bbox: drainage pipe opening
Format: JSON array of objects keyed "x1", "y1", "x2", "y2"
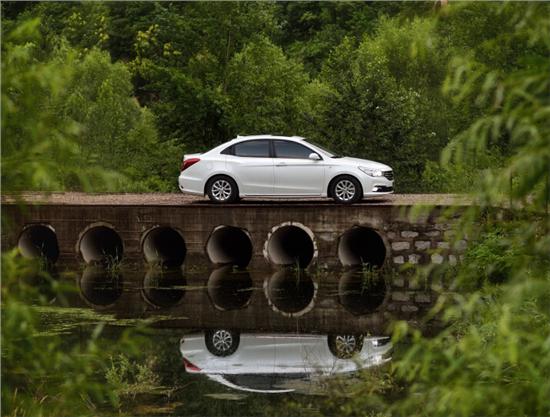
[
  {"x1": 18, "y1": 224, "x2": 59, "y2": 264},
  {"x1": 79, "y1": 225, "x2": 123, "y2": 265},
  {"x1": 266, "y1": 225, "x2": 315, "y2": 268},
  {"x1": 206, "y1": 226, "x2": 253, "y2": 268},
  {"x1": 208, "y1": 266, "x2": 253, "y2": 311},
  {"x1": 264, "y1": 269, "x2": 316, "y2": 316},
  {"x1": 338, "y1": 227, "x2": 386, "y2": 268},
  {"x1": 142, "y1": 227, "x2": 186, "y2": 268}
]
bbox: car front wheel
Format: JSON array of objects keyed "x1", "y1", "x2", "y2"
[
  {"x1": 206, "y1": 176, "x2": 239, "y2": 203},
  {"x1": 330, "y1": 176, "x2": 362, "y2": 204}
]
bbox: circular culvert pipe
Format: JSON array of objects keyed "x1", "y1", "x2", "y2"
[
  {"x1": 338, "y1": 269, "x2": 387, "y2": 315},
  {"x1": 206, "y1": 226, "x2": 253, "y2": 267},
  {"x1": 142, "y1": 226, "x2": 186, "y2": 268},
  {"x1": 18, "y1": 224, "x2": 59, "y2": 264},
  {"x1": 264, "y1": 269, "x2": 317, "y2": 317},
  {"x1": 79, "y1": 265, "x2": 123, "y2": 306},
  {"x1": 338, "y1": 227, "x2": 386, "y2": 268},
  {"x1": 79, "y1": 225, "x2": 123, "y2": 265},
  {"x1": 207, "y1": 266, "x2": 253, "y2": 311},
  {"x1": 265, "y1": 223, "x2": 316, "y2": 268},
  {"x1": 142, "y1": 268, "x2": 186, "y2": 308}
]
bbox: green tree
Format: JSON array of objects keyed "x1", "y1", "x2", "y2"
[
  {"x1": 61, "y1": 48, "x2": 176, "y2": 191},
  {"x1": 223, "y1": 36, "x2": 309, "y2": 135},
  {"x1": 309, "y1": 4, "x2": 550, "y2": 416},
  {"x1": 300, "y1": 20, "x2": 448, "y2": 191},
  {"x1": 1, "y1": 19, "x2": 115, "y2": 192},
  {"x1": 129, "y1": 2, "x2": 280, "y2": 151},
  {"x1": 1, "y1": 20, "x2": 143, "y2": 416}
]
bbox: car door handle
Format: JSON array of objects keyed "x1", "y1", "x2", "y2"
[{"x1": 276, "y1": 162, "x2": 287, "y2": 167}]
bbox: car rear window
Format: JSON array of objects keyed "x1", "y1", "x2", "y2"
[{"x1": 233, "y1": 140, "x2": 271, "y2": 158}]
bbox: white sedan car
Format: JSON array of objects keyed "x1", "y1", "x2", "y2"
[{"x1": 178, "y1": 135, "x2": 393, "y2": 203}]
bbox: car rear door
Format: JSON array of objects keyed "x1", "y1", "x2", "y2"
[
  {"x1": 273, "y1": 140, "x2": 325, "y2": 195},
  {"x1": 224, "y1": 140, "x2": 274, "y2": 195}
]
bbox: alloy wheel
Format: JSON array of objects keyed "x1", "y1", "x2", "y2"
[
  {"x1": 211, "y1": 179, "x2": 232, "y2": 202},
  {"x1": 212, "y1": 329, "x2": 234, "y2": 352},
  {"x1": 334, "y1": 335, "x2": 358, "y2": 356},
  {"x1": 335, "y1": 179, "x2": 356, "y2": 202}
]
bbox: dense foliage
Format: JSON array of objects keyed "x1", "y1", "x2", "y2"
[
  {"x1": 1, "y1": 2, "x2": 549, "y2": 416},
  {"x1": 282, "y1": 3, "x2": 550, "y2": 416},
  {"x1": 3, "y1": 1, "x2": 546, "y2": 192}
]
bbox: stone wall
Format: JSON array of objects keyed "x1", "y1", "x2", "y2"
[{"x1": 2, "y1": 202, "x2": 468, "y2": 270}]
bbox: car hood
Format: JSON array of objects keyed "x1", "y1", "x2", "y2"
[{"x1": 335, "y1": 157, "x2": 391, "y2": 171}]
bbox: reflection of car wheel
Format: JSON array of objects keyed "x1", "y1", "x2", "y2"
[
  {"x1": 328, "y1": 334, "x2": 364, "y2": 359},
  {"x1": 205, "y1": 329, "x2": 240, "y2": 357}
]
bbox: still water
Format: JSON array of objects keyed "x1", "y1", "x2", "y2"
[{"x1": 33, "y1": 262, "x2": 427, "y2": 416}]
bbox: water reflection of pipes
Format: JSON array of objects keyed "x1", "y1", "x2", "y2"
[
  {"x1": 264, "y1": 268, "x2": 317, "y2": 317},
  {"x1": 207, "y1": 266, "x2": 253, "y2": 311},
  {"x1": 338, "y1": 269, "x2": 387, "y2": 315},
  {"x1": 142, "y1": 267, "x2": 186, "y2": 308},
  {"x1": 18, "y1": 224, "x2": 59, "y2": 264},
  {"x1": 79, "y1": 265, "x2": 123, "y2": 307}
]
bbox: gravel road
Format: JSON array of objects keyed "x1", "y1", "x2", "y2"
[{"x1": 1, "y1": 192, "x2": 470, "y2": 206}]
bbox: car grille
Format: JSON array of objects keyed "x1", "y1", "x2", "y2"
[{"x1": 383, "y1": 170, "x2": 394, "y2": 181}]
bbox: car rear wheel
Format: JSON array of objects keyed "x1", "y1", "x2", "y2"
[
  {"x1": 330, "y1": 176, "x2": 362, "y2": 204},
  {"x1": 328, "y1": 334, "x2": 364, "y2": 359},
  {"x1": 207, "y1": 176, "x2": 239, "y2": 203},
  {"x1": 205, "y1": 329, "x2": 240, "y2": 357}
]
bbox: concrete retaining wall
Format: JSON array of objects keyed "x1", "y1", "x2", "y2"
[{"x1": 2, "y1": 203, "x2": 466, "y2": 270}]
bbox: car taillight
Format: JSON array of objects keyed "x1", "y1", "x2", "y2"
[
  {"x1": 183, "y1": 358, "x2": 201, "y2": 372},
  {"x1": 181, "y1": 158, "x2": 200, "y2": 172}
]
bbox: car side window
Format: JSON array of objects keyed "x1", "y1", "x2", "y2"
[
  {"x1": 273, "y1": 140, "x2": 318, "y2": 159},
  {"x1": 221, "y1": 145, "x2": 234, "y2": 155},
  {"x1": 233, "y1": 140, "x2": 271, "y2": 158}
]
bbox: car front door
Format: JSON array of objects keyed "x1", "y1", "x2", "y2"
[
  {"x1": 273, "y1": 140, "x2": 325, "y2": 195},
  {"x1": 225, "y1": 140, "x2": 274, "y2": 195}
]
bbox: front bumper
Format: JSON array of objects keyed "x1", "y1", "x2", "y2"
[{"x1": 359, "y1": 175, "x2": 394, "y2": 197}]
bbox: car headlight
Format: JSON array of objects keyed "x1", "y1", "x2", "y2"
[{"x1": 358, "y1": 167, "x2": 383, "y2": 177}]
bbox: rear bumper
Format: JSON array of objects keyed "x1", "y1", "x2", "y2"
[{"x1": 178, "y1": 174, "x2": 205, "y2": 195}]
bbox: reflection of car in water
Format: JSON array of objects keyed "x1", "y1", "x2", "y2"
[{"x1": 180, "y1": 330, "x2": 392, "y2": 394}]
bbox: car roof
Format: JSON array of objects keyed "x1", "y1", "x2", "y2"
[{"x1": 230, "y1": 135, "x2": 306, "y2": 143}]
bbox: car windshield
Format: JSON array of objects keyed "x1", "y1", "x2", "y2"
[{"x1": 303, "y1": 140, "x2": 342, "y2": 158}]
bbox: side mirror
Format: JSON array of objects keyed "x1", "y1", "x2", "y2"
[{"x1": 309, "y1": 153, "x2": 321, "y2": 161}]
